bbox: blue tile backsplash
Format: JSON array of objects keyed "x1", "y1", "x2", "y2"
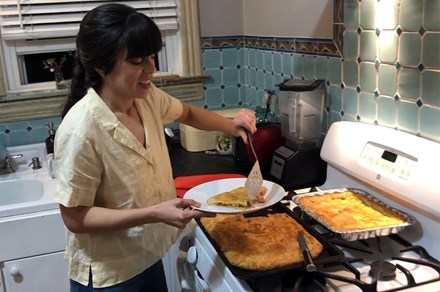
[{"x1": 1, "y1": 0, "x2": 439, "y2": 146}]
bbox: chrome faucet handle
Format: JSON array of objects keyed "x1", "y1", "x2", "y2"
[{"x1": 1, "y1": 154, "x2": 23, "y2": 172}]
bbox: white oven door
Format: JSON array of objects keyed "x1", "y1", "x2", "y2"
[{"x1": 164, "y1": 220, "x2": 253, "y2": 292}]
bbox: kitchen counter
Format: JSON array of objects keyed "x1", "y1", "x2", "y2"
[{"x1": 168, "y1": 142, "x2": 244, "y2": 178}]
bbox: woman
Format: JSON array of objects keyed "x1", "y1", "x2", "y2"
[{"x1": 54, "y1": 3, "x2": 256, "y2": 292}]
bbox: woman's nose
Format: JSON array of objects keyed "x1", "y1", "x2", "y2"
[{"x1": 144, "y1": 57, "x2": 156, "y2": 73}]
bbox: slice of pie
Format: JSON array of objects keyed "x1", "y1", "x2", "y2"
[{"x1": 207, "y1": 186, "x2": 267, "y2": 209}]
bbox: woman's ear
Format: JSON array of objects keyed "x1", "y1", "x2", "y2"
[{"x1": 95, "y1": 67, "x2": 105, "y2": 77}]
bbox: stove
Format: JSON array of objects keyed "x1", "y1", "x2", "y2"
[{"x1": 164, "y1": 121, "x2": 440, "y2": 292}]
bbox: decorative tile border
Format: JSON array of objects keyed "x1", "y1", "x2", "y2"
[{"x1": 201, "y1": 0, "x2": 343, "y2": 57}]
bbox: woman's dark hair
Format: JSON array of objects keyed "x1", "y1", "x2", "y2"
[{"x1": 62, "y1": 3, "x2": 162, "y2": 118}]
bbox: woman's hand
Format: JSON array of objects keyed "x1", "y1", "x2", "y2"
[
  {"x1": 152, "y1": 198, "x2": 215, "y2": 229},
  {"x1": 232, "y1": 109, "x2": 257, "y2": 144}
]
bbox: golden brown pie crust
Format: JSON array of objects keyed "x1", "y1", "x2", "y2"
[
  {"x1": 207, "y1": 186, "x2": 267, "y2": 209},
  {"x1": 298, "y1": 191, "x2": 405, "y2": 231},
  {"x1": 200, "y1": 213, "x2": 323, "y2": 270}
]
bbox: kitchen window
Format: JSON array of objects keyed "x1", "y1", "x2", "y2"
[{"x1": 0, "y1": 0, "x2": 203, "y2": 100}]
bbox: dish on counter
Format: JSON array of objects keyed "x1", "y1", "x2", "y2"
[
  {"x1": 184, "y1": 178, "x2": 285, "y2": 214},
  {"x1": 292, "y1": 188, "x2": 417, "y2": 241}
]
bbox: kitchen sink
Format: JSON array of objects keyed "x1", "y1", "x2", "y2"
[
  {"x1": 0, "y1": 179, "x2": 44, "y2": 206},
  {"x1": 0, "y1": 143, "x2": 58, "y2": 218}
]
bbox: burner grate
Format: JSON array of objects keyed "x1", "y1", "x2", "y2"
[{"x1": 278, "y1": 205, "x2": 440, "y2": 292}]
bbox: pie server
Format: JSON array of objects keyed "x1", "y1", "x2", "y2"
[{"x1": 298, "y1": 231, "x2": 317, "y2": 272}]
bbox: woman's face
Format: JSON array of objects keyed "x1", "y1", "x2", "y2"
[{"x1": 99, "y1": 51, "x2": 157, "y2": 101}]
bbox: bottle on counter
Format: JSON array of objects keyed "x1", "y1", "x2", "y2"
[
  {"x1": 46, "y1": 122, "x2": 56, "y2": 155},
  {"x1": 46, "y1": 122, "x2": 56, "y2": 178}
]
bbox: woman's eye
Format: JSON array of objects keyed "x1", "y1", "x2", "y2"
[
  {"x1": 129, "y1": 58, "x2": 143, "y2": 65},
  {"x1": 128, "y1": 55, "x2": 155, "y2": 65}
]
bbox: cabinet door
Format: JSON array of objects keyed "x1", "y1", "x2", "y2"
[{"x1": 2, "y1": 251, "x2": 69, "y2": 292}]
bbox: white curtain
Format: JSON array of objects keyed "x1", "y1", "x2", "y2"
[{"x1": 0, "y1": 0, "x2": 178, "y2": 40}]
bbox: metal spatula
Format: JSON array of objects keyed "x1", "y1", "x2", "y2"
[{"x1": 245, "y1": 130, "x2": 264, "y2": 202}]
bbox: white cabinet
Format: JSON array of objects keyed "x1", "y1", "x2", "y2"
[
  {"x1": 3, "y1": 251, "x2": 68, "y2": 292},
  {"x1": 0, "y1": 209, "x2": 69, "y2": 292}
]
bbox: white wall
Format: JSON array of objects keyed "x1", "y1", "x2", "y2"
[
  {"x1": 199, "y1": 0, "x2": 244, "y2": 37},
  {"x1": 199, "y1": 0, "x2": 333, "y2": 38}
]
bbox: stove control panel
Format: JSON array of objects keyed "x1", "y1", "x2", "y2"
[{"x1": 360, "y1": 142, "x2": 417, "y2": 181}]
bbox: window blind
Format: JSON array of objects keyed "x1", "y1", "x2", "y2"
[{"x1": 0, "y1": 0, "x2": 178, "y2": 40}]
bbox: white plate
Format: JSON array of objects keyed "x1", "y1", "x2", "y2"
[{"x1": 184, "y1": 178, "x2": 286, "y2": 214}]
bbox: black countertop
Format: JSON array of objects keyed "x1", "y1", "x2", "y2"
[{"x1": 168, "y1": 142, "x2": 244, "y2": 178}]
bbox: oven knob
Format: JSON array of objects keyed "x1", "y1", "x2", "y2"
[
  {"x1": 9, "y1": 267, "x2": 20, "y2": 276},
  {"x1": 187, "y1": 246, "x2": 198, "y2": 265}
]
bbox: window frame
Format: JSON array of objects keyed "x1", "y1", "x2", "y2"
[{"x1": 0, "y1": 0, "x2": 204, "y2": 123}]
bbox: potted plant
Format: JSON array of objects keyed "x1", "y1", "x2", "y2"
[{"x1": 43, "y1": 52, "x2": 72, "y2": 89}]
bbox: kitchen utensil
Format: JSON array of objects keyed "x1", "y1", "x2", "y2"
[
  {"x1": 244, "y1": 130, "x2": 263, "y2": 202},
  {"x1": 235, "y1": 122, "x2": 285, "y2": 173},
  {"x1": 298, "y1": 231, "x2": 317, "y2": 272}
]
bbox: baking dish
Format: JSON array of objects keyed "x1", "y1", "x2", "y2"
[
  {"x1": 292, "y1": 188, "x2": 417, "y2": 241},
  {"x1": 195, "y1": 203, "x2": 343, "y2": 279}
]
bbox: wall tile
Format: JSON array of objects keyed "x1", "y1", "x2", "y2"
[
  {"x1": 397, "y1": 100, "x2": 419, "y2": 133},
  {"x1": 222, "y1": 67, "x2": 239, "y2": 87},
  {"x1": 202, "y1": 50, "x2": 221, "y2": 69},
  {"x1": 343, "y1": 30, "x2": 359, "y2": 59},
  {"x1": 399, "y1": 67, "x2": 420, "y2": 100},
  {"x1": 281, "y1": 53, "x2": 293, "y2": 76},
  {"x1": 328, "y1": 58, "x2": 342, "y2": 85},
  {"x1": 359, "y1": 91, "x2": 377, "y2": 121},
  {"x1": 377, "y1": 0, "x2": 399, "y2": 30},
  {"x1": 342, "y1": 87, "x2": 358, "y2": 115},
  {"x1": 421, "y1": 70, "x2": 440, "y2": 107},
  {"x1": 378, "y1": 30, "x2": 398, "y2": 64},
  {"x1": 315, "y1": 56, "x2": 329, "y2": 80},
  {"x1": 360, "y1": 62, "x2": 377, "y2": 92},
  {"x1": 343, "y1": 60, "x2": 359, "y2": 88},
  {"x1": 424, "y1": 0, "x2": 440, "y2": 30},
  {"x1": 399, "y1": 33, "x2": 421, "y2": 66},
  {"x1": 360, "y1": 0, "x2": 376, "y2": 30},
  {"x1": 360, "y1": 31, "x2": 377, "y2": 62},
  {"x1": 303, "y1": 55, "x2": 315, "y2": 80},
  {"x1": 221, "y1": 48, "x2": 239, "y2": 68},
  {"x1": 292, "y1": 54, "x2": 303, "y2": 79},
  {"x1": 377, "y1": 95, "x2": 397, "y2": 127},
  {"x1": 420, "y1": 106, "x2": 440, "y2": 140},
  {"x1": 400, "y1": 0, "x2": 423, "y2": 30},
  {"x1": 329, "y1": 84, "x2": 343, "y2": 112},
  {"x1": 378, "y1": 64, "x2": 397, "y2": 96},
  {"x1": 273, "y1": 52, "x2": 282, "y2": 75},
  {"x1": 423, "y1": 33, "x2": 440, "y2": 68}
]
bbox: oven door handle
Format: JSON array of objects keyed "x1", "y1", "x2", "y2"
[{"x1": 177, "y1": 250, "x2": 211, "y2": 292}]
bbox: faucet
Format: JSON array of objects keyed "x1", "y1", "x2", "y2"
[{"x1": 0, "y1": 143, "x2": 23, "y2": 174}]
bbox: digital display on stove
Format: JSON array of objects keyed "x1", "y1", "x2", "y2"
[{"x1": 381, "y1": 150, "x2": 397, "y2": 162}]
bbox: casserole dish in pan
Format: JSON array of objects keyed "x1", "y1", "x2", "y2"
[{"x1": 292, "y1": 188, "x2": 416, "y2": 241}]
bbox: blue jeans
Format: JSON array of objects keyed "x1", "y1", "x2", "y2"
[{"x1": 70, "y1": 260, "x2": 168, "y2": 292}]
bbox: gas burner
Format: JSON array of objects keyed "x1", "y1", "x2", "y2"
[
  {"x1": 282, "y1": 271, "x2": 327, "y2": 292},
  {"x1": 369, "y1": 260, "x2": 397, "y2": 281}
]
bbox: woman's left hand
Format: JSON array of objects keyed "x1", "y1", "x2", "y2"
[
  {"x1": 232, "y1": 109, "x2": 257, "y2": 144},
  {"x1": 153, "y1": 198, "x2": 215, "y2": 229}
]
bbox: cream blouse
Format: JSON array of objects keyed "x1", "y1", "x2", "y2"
[{"x1": 54, "y1": 84, "x2": 183, "y2": 287}]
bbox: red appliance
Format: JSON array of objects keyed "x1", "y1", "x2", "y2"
[{"x1": 234, "y1": 122, "x2": 285, "y2": 174}]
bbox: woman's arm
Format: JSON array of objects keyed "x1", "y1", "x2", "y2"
[
  {"x1": 59, "y1": 198, "x2": 208, "y2": 233},
  {"x1": 178, "y1": 103, "x2": 256, "y2": 143}
]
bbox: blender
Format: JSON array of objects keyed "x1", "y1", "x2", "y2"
[{"x1": 269, "y1": 79, "x2": 327, "y2": 191}]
